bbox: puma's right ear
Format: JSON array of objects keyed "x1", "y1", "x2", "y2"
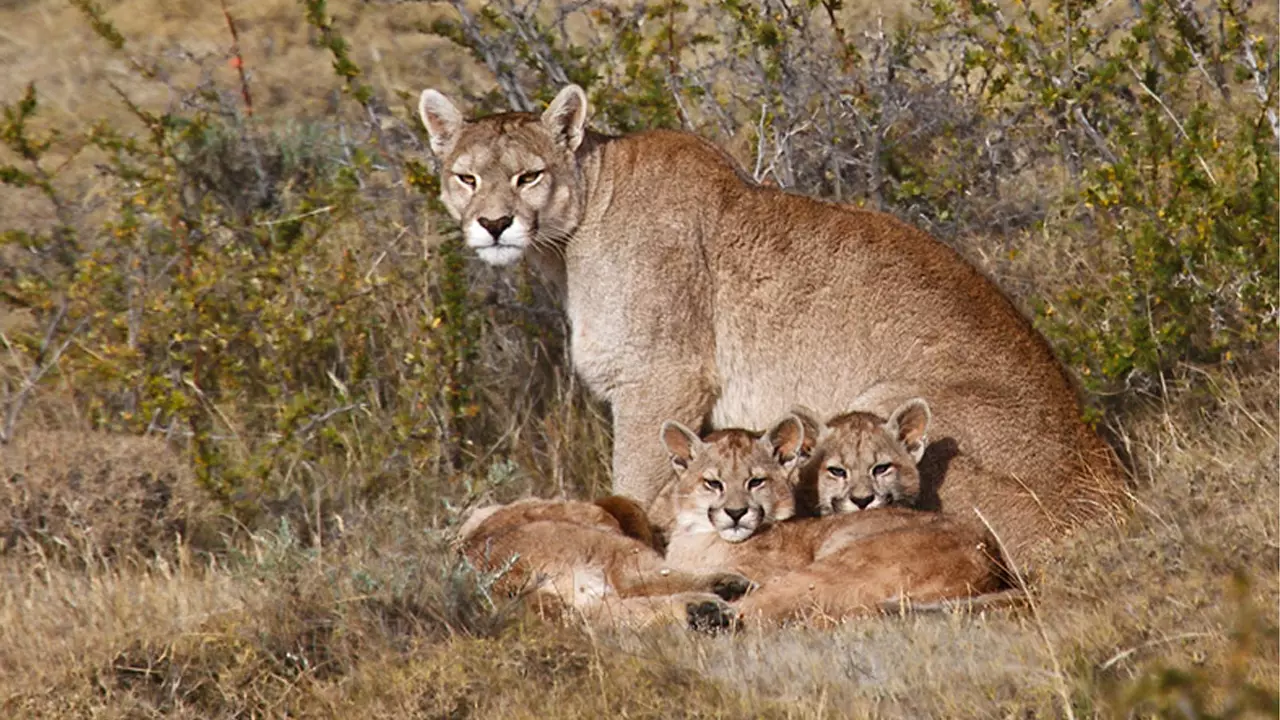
[
  {"x1": 887, "y1": 398, "x2": 932, "y2": 462},
  {"x1": 765, "y1": 414, "x2": 806, "y2": 469},
  {"x1": 541, "y1": 84, "x2": 589, "y2": 151},
  {"x1": 660, "y1": 421, "x2": 703, "y2": 470},
  {"x1": 418, "y1": 89, "x2": 465, "y2": 158}
]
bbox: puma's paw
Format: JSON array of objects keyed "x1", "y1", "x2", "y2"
[{"x1": 708, "y1": 572, "x2": 757, "y2": 601}]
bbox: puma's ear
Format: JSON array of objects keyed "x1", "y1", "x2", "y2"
[
  {"x1": 659, "y1": 421, "x2": 703, "y2": 471},
  {"x1": 419, "y1": 89, "x2": 465, "y2": 158},
  {"x1": 888, "y1": 398, "x2": 931, "y2": 462},
  {"x1": 540, "y1": 84, "x2": 589, "y2": 151},
  {"x1": 788, "y1": 405, "x2": 823, "y2": 460},
  {"x1": 765, "y1": 414, "x2": 806, "y2": 469}
]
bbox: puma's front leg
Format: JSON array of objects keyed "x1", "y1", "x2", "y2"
[{"x1": 609, "y1": 379, "x2": 715, "y2": 508}]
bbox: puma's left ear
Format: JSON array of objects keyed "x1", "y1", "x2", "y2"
[
  {"x1": 887, "y1": 398, "x2": 931, "y2": 462},
  {"x1": 541, "y1": 84, "x2": 589, "y2": 151},
  {"x1": 765, "y1": 414, "x2": 806, "y2": 469}
]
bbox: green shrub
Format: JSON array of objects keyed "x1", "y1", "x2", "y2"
[
  {"x1": 0, "y1": 4, "x2": 582, "y2": 533},
  {"x1": 1, "y1": 0, "x2": 1275, "y2": 527}
]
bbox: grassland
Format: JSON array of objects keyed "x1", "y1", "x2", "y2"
[{"x1": 0, "y1": 0, "x2": 1276, "y2": 717}]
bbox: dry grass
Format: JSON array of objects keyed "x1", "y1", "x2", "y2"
[
  {"x1": 0, "y1": 0, "x2": 473, "y2": 127},
  {"x1": 1, "y1": 0, "x2": 1276, "y2": 717},
  {"x1": 0, "y1": 369, "x2": 1273, "y2": 717}
]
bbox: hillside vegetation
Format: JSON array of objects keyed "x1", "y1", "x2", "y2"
[{"x1": 0, "y1": 0, "x2": 1276, "y2": 717}]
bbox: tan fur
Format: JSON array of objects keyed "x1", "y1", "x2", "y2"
[
  {"x1": 419, "y1": 84, "x2": 1126, "y2": 561},
  {"x1": 653, "y1": 417, "x2": 806, "y2": 544},
  {"x1": 658, "y1": 424, "x2": 1011, "y2": 626},
  {"x1": 458, "y1": 498, "x2": 747, "y2": 630},
  {"x1": 793, "y1": 398, "x2": 931, "y2": 516}
]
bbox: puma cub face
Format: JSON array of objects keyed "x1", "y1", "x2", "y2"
[
  {"x1": 417, "y1": 87, "x2": 589, "y2": 266},
  {"x1": 659, "y1": 416, "x2": 806, "y2": 543},
  {"x1": 798, "y1": 399, "x2": 931, "y2": 516}
]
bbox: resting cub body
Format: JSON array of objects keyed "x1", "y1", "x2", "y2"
[
  {"x1": 658, "y1": 417, "x2": 1010, "y2": 624},
  {"x1": 458, "y1": 496, "x2": 746, "y2": 630}
]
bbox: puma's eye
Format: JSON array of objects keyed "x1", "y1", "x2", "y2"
[
  {"x1": 871, "y1": 463, "x2": 894, "y2": 477},
  {"x1": 826, "y1": 466, "x2": 847, "y2": 479},
  {"x1": 703, "y1": 479, "x2": 724, "y2": 492},
  {"x1": 515, "y1": 170, "x2": 544, "y2": 187},
  {"x1": 455, "y1": 174, "x2": 477, "y2": 188},
  {"x1": 746, "y1": 476, "x2": 767, "y2": 490}
]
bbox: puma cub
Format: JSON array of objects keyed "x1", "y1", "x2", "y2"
[
  {"x1": 458, "y1": 496, "x2": 747, "y2": 630},
  {"x1": 792, "y1": 399, "x2": 931, "y2": 516},
  {"x1": 417, "y1": 83, "x2": 1125, "y2": 562},
  {"x1": 657, "y1": 417, "x2": 1010, "y2": 625}
]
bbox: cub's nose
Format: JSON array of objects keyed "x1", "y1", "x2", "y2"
[
  {"x1": 850, "y1": 494, "x2": 876, "y2": 509},
  {"x1": 724, "y1": 506, "x2": 748, "y2": 524},
  {"x1": 477, "y1": 215, "x2": 514, "y2": 239}
]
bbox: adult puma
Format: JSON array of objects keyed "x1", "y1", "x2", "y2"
[
  {"x1": 458, "y1": 496, "x2": 746, "y2": 630},
  {"x1": 417, "y1": 83, "x2": 1124, "y2": 560},
  {"x1": 656, "y1": 417, "x2": 1012, "y2": 625}
]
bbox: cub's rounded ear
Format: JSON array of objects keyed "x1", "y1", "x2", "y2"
[
  {"x1": 765, "y1": 414, "x2": 806, "y2": 469},
  {"x1": 659, "y1": 420, "x2": 702, "y2": 470},
  {"x1": 788, "y1": 405, "x2": 823, "y2": 459},
  {"x1": 419, "y1": 89, "x2": 465, "y2": 158},
  {"x1": 541, "y1": 84, "x2": 589, "y2": 152},
  {"x1": 887, "y1": 398, "x2": 931, "y2": 462}
]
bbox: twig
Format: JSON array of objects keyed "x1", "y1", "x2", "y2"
[
  {"x1": 974, "y1": 507, "x2": 1077, "y2": 720},
  {"x1": 1239, "y1": 33, "x2": 1280, "y2": 143},
  {"x1": 446, "y1": 0, "x2": 533, "y2": 111},
  {"x1": 878, "y1": 588, "x2": 1030, "y2": 615},
  {"x1": 1072, "y1": 107, "x2": 1119, "y2": 164},
  {"x1": 1128, "y1": 65, "x2": 1218, "y2": 185},
  {"x1": 0, "y1": 307, "x2": 86, "y2": 444},
  {"x1": 255, "y1": 205, "x2": 334, "y2": 227},
  {"x1": 1099, "y1": 632, "x2": 1215, "y2": 670},
  {"x1": 182, "y1": 376, "x2": 247, "y2": 453},
  {"x1": 220, "y1": 0, "x2": 254, "y2": 117},
  {"x1": 292, "y1": 402, "x2": 365, "y2": 441}
]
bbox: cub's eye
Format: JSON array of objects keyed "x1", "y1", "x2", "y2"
[
  {"x1": 746, "y1": 476, "x2": 767, "y2": 490},
  {"x1": 455, "y1": 174, "x2": 477, "y2": 188},
  {"x1": 515, "y1": 170, "x2": 544, "y2": 187},
  {"x1": 826, "y1": 466, "x2": 847, "y2": 479},
  {"x1": 703, "y1": 479, "x2": 724, "y2": 492},
  {"x1": 871, "y1": 462, "x2": 893, "y2": 477}
]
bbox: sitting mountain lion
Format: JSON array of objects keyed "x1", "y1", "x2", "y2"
[
  {"x1": 418, "y1": 83, "x2": 1124, "y2": 561},
  {"x1": 657, "y1": 416, "x2": 1012, "y2": 625}
]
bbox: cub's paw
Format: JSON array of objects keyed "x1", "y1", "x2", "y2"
[
  {"x1": 686, "y1": 598, "x2": 741, "y2": 634},
  {"x1": 708, "y1": 572, "x2": 756, "y2": 601}
]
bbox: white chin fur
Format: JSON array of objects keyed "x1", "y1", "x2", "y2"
[
  {"x1": 466, "y1": 219, "x2": 529, "y2": 267},
  {"x1": 718, "y1": 526, "x2": 756, "y2": 543},
  {"x1": 475, "y1": 245, "x2": 525, "y2": 266}
]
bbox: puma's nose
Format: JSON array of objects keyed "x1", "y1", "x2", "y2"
[
  {"x1": 850, "y1": 494, "x2": 875, "y2": 509},
  {"x1": 477, "y1": 216, "x2": 514, "y2": 239},
  {"x1": 724, "y1": 507, "x2": 748, "y2": 524}
]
